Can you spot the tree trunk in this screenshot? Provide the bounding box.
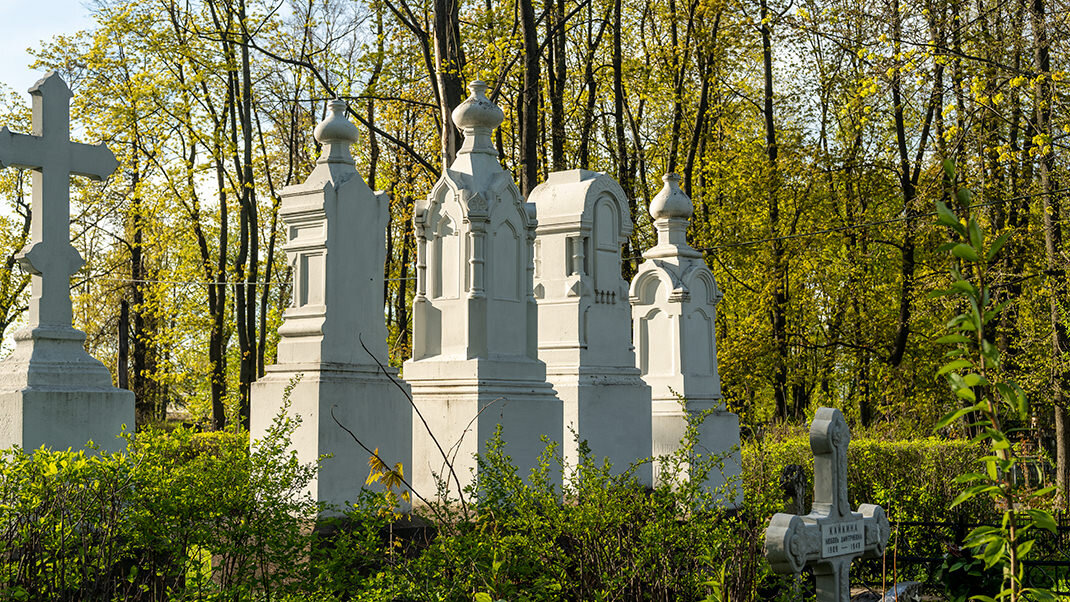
[519,0,540,194]
[1031,0,1070,506]
[760,0,789,420]
[434,0,465,166]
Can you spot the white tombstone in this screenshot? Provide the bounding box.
[251,100,412,510]
[529,170,652,485]
[0,72,134,452]
[765,407,891,602]
[629,173,740,499]
[404,81,561,499]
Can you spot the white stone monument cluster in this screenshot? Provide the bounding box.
[0,73,742,508]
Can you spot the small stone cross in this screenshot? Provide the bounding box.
[0,72,118,331]
[764,407,891,602]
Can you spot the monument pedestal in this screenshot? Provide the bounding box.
[252,363,412,510]
[651,401,740,495]
[405,358,561,498]
[550,368,651,483]
[0,326,133,452]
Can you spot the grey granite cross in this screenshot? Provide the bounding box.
[764,407,891,602]
[0,71,118,331]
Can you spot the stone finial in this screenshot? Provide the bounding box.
[646,173,697,256]
[452,81,503,156]
[314,99,359,165]
[649,173,693,220]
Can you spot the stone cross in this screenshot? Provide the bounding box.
[0,72,118,331]
[764,407,890,602]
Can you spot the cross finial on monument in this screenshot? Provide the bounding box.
[0,71,118,331]
[764,408,891,602]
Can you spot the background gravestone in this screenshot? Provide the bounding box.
[629,173,740,499]
[0,72,133,452]
[251,100,412,510]
[529,170,652,485]
[404,81,561,499]
[765,407,891,602]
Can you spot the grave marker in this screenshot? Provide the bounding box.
[530,170,652,485]
[629,173,740,497]
[764,407,891,602]
[0,72,133,452]
[251,100,412,511]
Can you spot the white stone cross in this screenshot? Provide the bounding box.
[764,407,890,602]
[0,72,118,331]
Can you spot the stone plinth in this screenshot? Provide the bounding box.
[530,170,651,485]
[629,173,740,501]
[404,82,561,499]
[251,100,411,511]
[0,72,132,452]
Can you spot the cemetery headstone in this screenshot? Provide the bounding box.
[530,170,652,485]
[0,72,133,452]
[765,407,891,602]
[251,100,412,510]
[403,81,561,499]
[629,173,740,498]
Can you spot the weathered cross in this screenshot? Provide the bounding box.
[764,407,891,602]
[0,72,118,331]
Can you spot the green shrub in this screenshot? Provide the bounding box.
[742,430,993,523]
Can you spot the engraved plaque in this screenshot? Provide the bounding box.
[821,520,864,558]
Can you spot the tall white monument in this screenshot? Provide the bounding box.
[530,170,651,485]
[630,173,740,499]
[404,81,561,498]
[251,100,411,509]
[0,72,133,452]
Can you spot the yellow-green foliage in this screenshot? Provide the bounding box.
[742,432,994,522]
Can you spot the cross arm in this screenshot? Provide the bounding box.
[0,126,43,170]
[764,513,821,574]
[71,141,119,181]
[858,503,890,557]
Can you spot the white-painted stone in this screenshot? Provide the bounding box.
[629,173,740,500]
[530,170,651,485]
[0,72,133,453]
[251,100,412,511]
[404,81,561,499]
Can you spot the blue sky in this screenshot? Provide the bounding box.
[0,0,94,93]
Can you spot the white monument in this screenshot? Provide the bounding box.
[765,407,890,602]
[404,81,561,498]
[530,170,652,485]
[0,72,134,453]
[629,173,740,498]
[251,100,412,509]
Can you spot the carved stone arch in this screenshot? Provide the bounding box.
[690,270,723,307]
[629,270,668,305]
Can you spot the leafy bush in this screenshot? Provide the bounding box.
[0,401,994,601]
[743,428,992,522]
[0,402,318,601]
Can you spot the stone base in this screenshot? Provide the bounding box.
[251,363,413,512]
[0,325,134,453]
[405,372,562,501]
[552,369,652,487]
[0,388,134,453]
[652,401,741,505]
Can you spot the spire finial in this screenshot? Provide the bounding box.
[649,173,693,220]
[452,80,504,156]
[314,99,359,165]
